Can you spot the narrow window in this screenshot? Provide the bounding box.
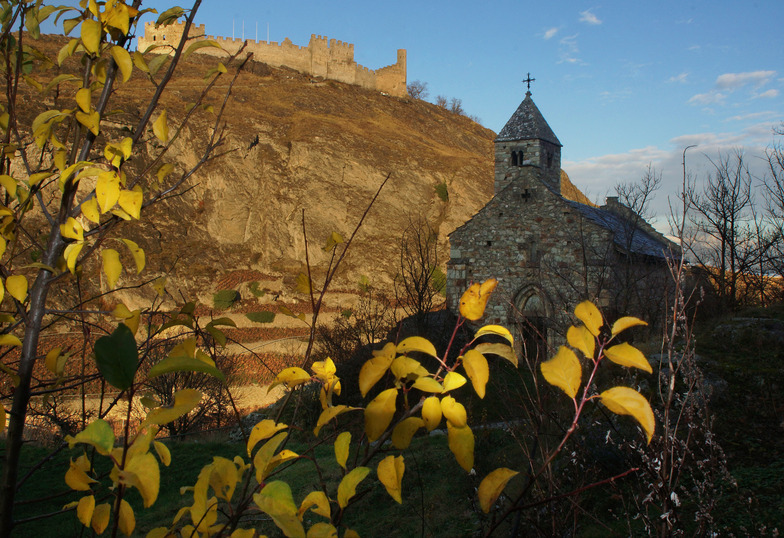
[511,151,518,166]
[486,241,493,247]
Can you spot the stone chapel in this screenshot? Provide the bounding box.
[445,88,677,357]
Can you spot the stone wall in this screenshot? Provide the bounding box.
[137,22,407,97]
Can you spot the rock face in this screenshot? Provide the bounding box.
[115,56,495,309]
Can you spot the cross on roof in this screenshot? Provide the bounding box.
[523,72,535,91]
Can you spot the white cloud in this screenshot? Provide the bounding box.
[754,89,779,99]
[688,91,726,106]
[667,72,689,84]
[579,9,602,25]
[558,34,582,65]
[715,70,776,90]
[725,111,777,122]
[543,27,558,40]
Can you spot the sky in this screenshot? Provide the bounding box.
[59,1,784,228]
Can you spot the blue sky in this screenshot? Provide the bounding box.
[103,2,784,223]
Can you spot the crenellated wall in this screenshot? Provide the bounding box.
[137,22,407,97]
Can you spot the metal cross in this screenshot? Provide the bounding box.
[523,72,535,91]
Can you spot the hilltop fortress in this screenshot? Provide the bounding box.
[137,22,407,97]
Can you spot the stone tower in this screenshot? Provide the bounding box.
[494,91,562,194]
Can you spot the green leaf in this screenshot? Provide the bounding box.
[147,356,225,382]
[213,289,239,310]
[94,324,137,390]
[155,6,185,26]
[184,39,223,58]
[246,311,275,323]
[66,419,115,455]
[337,467,371,509]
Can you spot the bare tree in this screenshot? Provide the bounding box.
[395,218,444,334]
[434,95,448,108]
[448,97,464,115]
[407,80,429,100]
[687,150,754,310]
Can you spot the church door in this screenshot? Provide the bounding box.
[515,291,549,362]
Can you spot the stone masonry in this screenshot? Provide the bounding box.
[137,21,407,97]
[446,90,676,356]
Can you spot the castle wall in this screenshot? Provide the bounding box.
[137,22,407,97]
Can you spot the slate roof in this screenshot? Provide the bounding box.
[495,91,562,146]
[564,199,677,259]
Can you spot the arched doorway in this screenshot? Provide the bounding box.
[514,288,549,362]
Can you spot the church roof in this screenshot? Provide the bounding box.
[495,91,562,146]
[564,200,678,259]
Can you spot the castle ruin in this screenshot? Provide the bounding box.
[137,22,407,97]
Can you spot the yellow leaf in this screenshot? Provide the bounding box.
[313,405,358,436]
[599,386,655,443]
[478,468,519,513]
[475,324,514,346]
[132,51,149,72]
[91,502,111,534]
[377,455,404,504]
[118,498,135,536]
[101,248,122,289]
[0,406,4,433]
[269,366,311,392]
[447,422,474,472]
[75,87,91,113]
[306,522,338,538]
[81,198,100,224]
[567,325,595,359]
[65,455,96,491]
[540,346,582,399]
[253,481,304,538]
[230,529,257,538]
[337,467,370,509]
[442,371,467,392]
[110,46,133,82]
[76,494,95,527]
[60,217,84,242]
[474,342,518,367]
[358,342,395,397]
[96,171,120,212]
[64,242,83,273]
[364,388,397,442]
[145,388,202,426]
[75,110,100,135]
[152,276,166,297]
[6,275,27,302]
[0,334,22,347]
[421,396,442,431]
[334,431,351,470]
[299,491,331,521]
[116,238,143,274]
[45,347,61,375]
[0,175,17,198]
[462,349,489,399]
[604,343,653,374]
[253,432,287,483]
[396,336,438,358]
[153,110,169,143]
[118,188,142,219]
[390,356,428,382]
[295,272,311,294]
[323,230,344,251]
[209,456,240,501]
[65,419,114,455]
[247,419,288,456]
[119,451,159,507]
[440,395,467,427]
[153,441,171,466]
[156,162,174,184]
[311,358,337,383]
[575,301,603,336]
[391,417,424,450]
[411,376,443,393]
[81,18,101,55]
[344,530,360,538]
[612,316,648,336]
[459,278,498,321]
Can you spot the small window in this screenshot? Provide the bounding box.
[486,241,492,247]
[511,152,518,166]
[546,151,553,167]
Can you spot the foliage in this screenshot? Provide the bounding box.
[213,289,240,310]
